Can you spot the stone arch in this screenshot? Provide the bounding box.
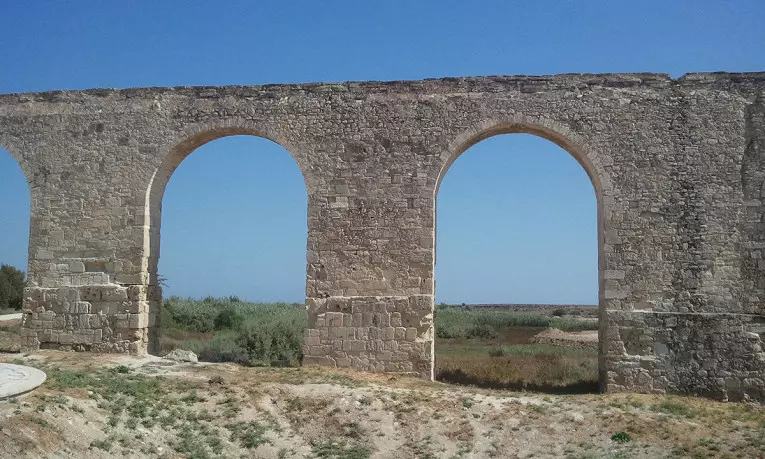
[143,119,310,325]
[436,117,612,196]
[434,117,612,388]
[0,137,35,189]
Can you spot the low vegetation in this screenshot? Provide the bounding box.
[0,263,25,311]
[435,304,598,339]
[159,298,599,392]
[160,296,305,367]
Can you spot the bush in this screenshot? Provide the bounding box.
[0,264,25,310]
[236,318,303,366]
[468,323,498,339]
[159,297,306,367]
[214,306,244,331]
[196,332,250,365]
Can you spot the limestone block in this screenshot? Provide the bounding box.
[128,313,146,328]
[102,286,128,302]
[126,285,147,301]
[69,261,86,273]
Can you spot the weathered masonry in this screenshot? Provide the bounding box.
[1,72,764,401]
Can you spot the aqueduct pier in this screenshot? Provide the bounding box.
[1,72,763,401]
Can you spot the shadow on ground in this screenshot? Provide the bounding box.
[436,368,599,394]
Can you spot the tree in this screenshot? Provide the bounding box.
[0,264,25,310]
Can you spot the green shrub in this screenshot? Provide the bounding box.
[0,264,25,310]
[196,332,250,365]
[214,306,244,331]
[160,297,306,367]
[468,323,498,339]
[236,318,303,366]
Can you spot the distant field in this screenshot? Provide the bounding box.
[434,304,598,392]
[456,303,597,310]
[158,298,600,393]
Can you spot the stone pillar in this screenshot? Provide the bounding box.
[301,150,436,378]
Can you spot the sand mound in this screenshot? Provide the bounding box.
[532,328,598,349]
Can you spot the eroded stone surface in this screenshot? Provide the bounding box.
[0,72,764,400]
[0,363,46,399]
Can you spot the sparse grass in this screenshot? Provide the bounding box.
[90,437,113,452]
[38,364,240,457]
[226,420,271,448]
[29,416,53,428]
[436,337,598,392]
[311,440,371,459]
[651,400,696,418]
[3,355,765,459]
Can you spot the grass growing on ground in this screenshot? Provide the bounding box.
[0,319,21,352]
[435,305,597,339]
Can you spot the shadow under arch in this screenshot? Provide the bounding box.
[434,118,611,391]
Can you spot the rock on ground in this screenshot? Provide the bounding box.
[163,348,198,363]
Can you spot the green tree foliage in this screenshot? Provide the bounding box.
[0,264,25,310]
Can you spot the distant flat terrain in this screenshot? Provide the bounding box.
[455,303,596,309]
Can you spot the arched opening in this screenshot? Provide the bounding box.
[0,146,30,353]
[147,132,308,366]
[434,127,602,393]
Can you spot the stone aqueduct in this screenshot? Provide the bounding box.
[0,72,764,401]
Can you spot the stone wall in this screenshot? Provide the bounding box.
[0,72,763,400]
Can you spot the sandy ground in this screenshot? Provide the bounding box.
[0,351,763,459]
[532,328,599,349]
[0,317,21,353]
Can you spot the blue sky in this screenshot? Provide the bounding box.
[0,1,763,303]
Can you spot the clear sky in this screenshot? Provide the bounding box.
[0,1,763,304]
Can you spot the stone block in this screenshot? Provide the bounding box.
[80,287,102,302]
[128,313,146,328]
[102,286,128,302]
[126,285,146,301]
[69,261,86,273]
